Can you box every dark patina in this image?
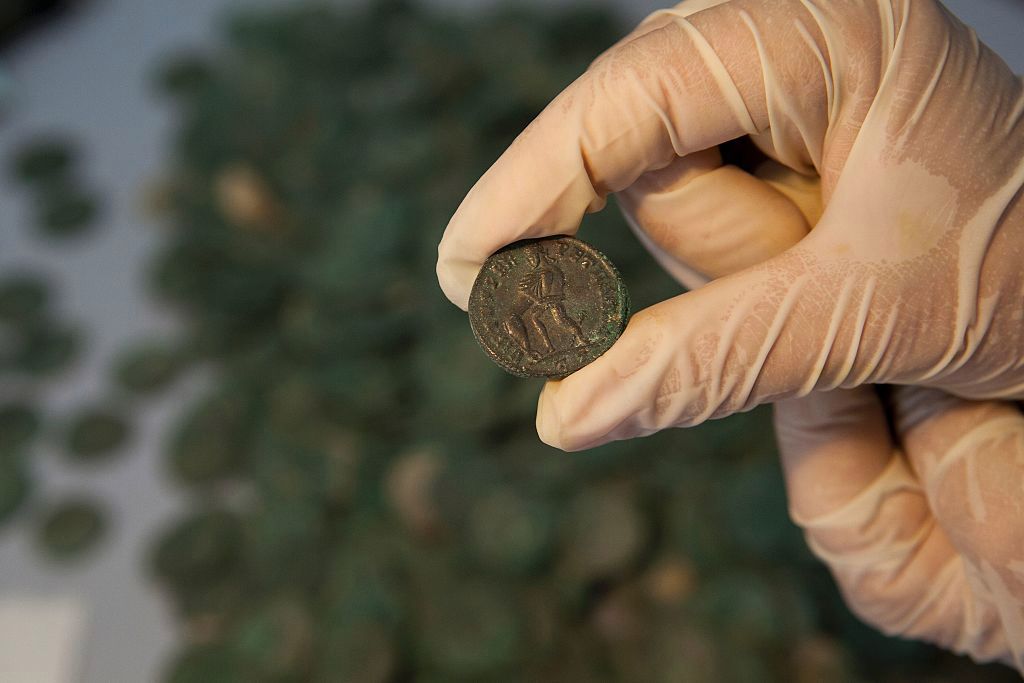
[468,236,629,380]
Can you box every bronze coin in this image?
[468,236,629,380]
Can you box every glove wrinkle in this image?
[792,453,919,538]
[672,18,762,138]
[968,558,1024,669]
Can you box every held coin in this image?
[468,236,629,380]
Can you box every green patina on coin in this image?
[164,644,245,683]
[65,407,131,461]
[112,340,186,394]
[149,509,244,587]
[153,54,215,99]
[468,488,555,575]
[0,402,41,453]
[36,499,107,562]
[0,460,30,526]
[10,321,81,376]
[0,273,49,323]
[10,137,75,184]
[37,188,101,238]
[468,236,629,380]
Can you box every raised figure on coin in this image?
[503,243,585,361]
[468,236,629,380]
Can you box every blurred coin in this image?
[417,580,522,678]
[0,273,49,323]
[244,498,326,590]
[791,636,856,683]
[37,187,100,238]
[9,320,81,375]
[154,53,215,99]
[591,583,646,644]
[35,498,107,563]
[150,509,244,587]
[229,596,312,679]
[642,555,698,607]
[722,454,798,560]
[321,531,408,631]
[64,407,130,462]
[0,459,30,526]
[9,137,75,184]
[168,392,251,486]
[178,578,245,637]
[691,572,785,649]
[0,401,40,453]
[559,486,648,582]
[385,448,443,539]
[322,431,362,508]
[214,164,281,230]
[519,585,563,657]
[467,487,554,575]
[468,236,629,379]
[314,618,398,683]
[643,623,721,683]
[164,643,245,683]
[112,340,187,395]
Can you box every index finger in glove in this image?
[436,0,830,309]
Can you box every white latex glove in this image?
[436,0,1024,669]
[776,386,1024,670]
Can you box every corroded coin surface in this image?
[468,236,629,380]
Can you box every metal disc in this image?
[468,236,629,380]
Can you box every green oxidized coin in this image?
[65,408,130,462]
[112,340,186,394]
[10,137,75,184]
[0,273,49,323]
[314,618,398,683]
[168,393,250,485]
[467,488,554,575]
[149,509,244,586]
[229,597,313,678]
[417,580,523,678]
[37,188,100,238]
[559,487,649,582]
[0,459,30,526]
[36,499,107,562]
[153,54,215,98]
[0,402,41,453]
[11,321,81,376]
[468,236,629,380]
[164,644,245,683]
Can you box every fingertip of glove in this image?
[538,381,614,452]
[536,383,567,451]
[435,255,476,312]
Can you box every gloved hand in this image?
[775,385,1024,670]
[436,0,1024,669]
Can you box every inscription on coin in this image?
[468,236,629,379]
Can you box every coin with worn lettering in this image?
[468,236,629,380]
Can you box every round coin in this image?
[10,137,75,184]
[35,499,107,563]
[468,236,629,379]
[64,407,131,462]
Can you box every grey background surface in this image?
[0,1,1021,681]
